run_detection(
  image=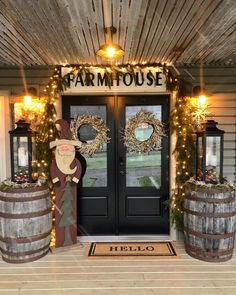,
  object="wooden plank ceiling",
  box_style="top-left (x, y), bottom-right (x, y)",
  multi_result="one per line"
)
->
top-left (0, 0), bottom-right (236, 66)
